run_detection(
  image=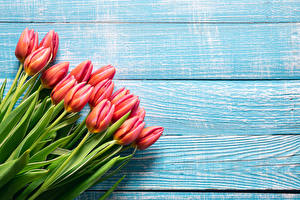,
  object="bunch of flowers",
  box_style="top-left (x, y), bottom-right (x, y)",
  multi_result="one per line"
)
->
top-left (0, 28), bottom-right (163, 200)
